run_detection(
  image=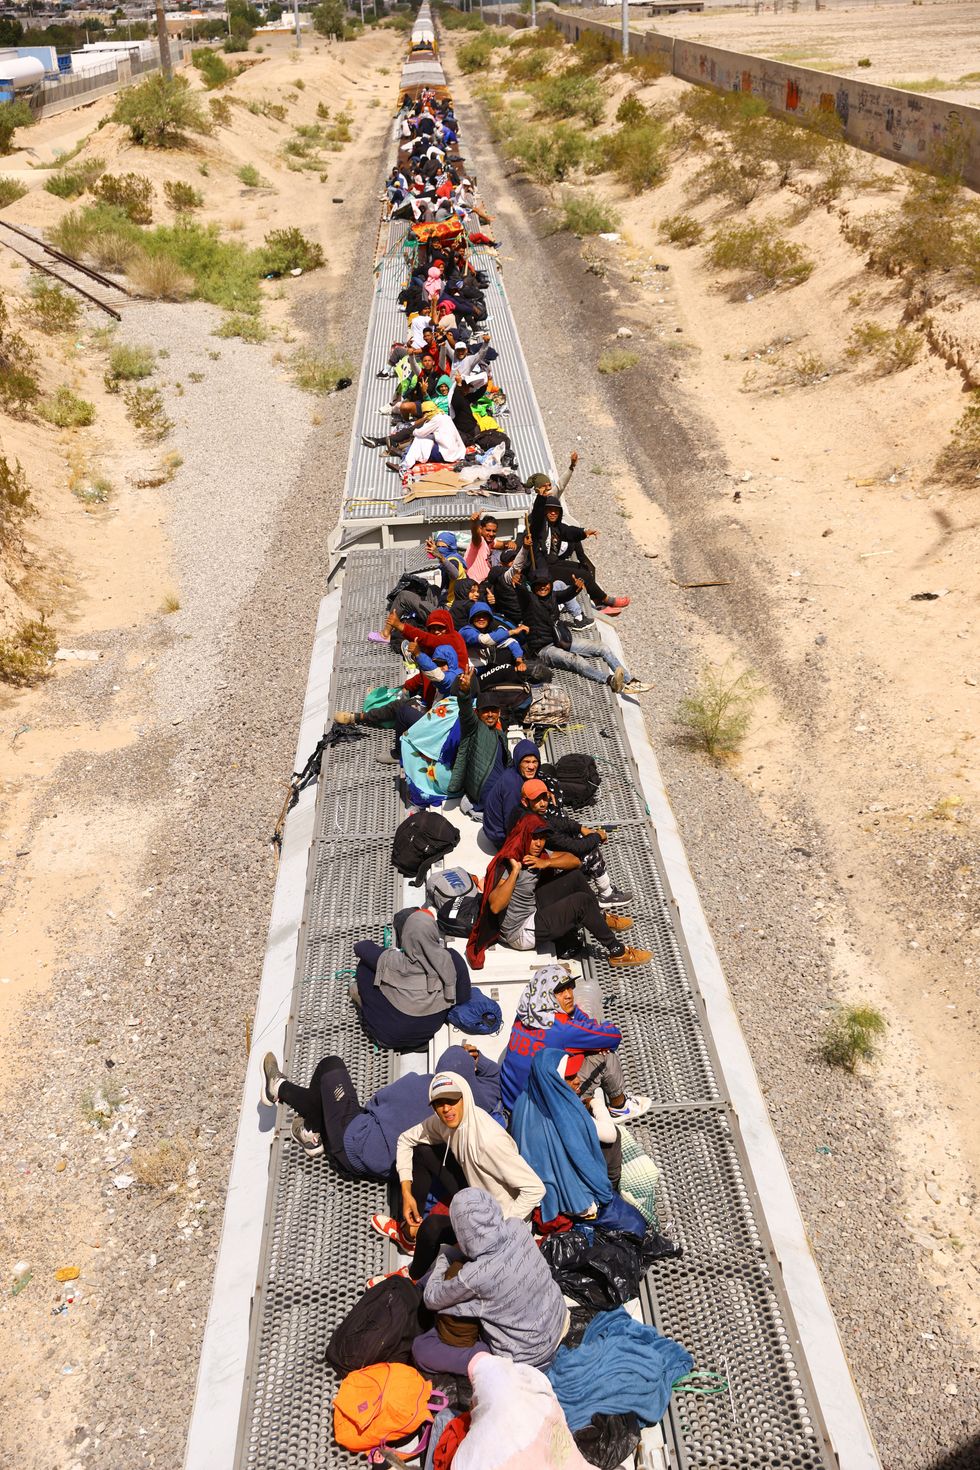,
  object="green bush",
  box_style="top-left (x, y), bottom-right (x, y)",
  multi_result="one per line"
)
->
top-left (25, 279), bottom-right (81, 334)
top-left (0, 176), bottom-right (27, 207)
top-left (846, 319), bottom-right (923, 373)
top-left (237, 162), bottom-right (267, 188)
top-left (43, 155), bottom-right (105, 200)
top-left (616, 93), bottom-right (646, 126)
top-left (209, 96), bottom-right (233, 128)
top-left (677, 664), bottom-right (762, 757)
top-left (658, 212), bottom-right (703, 246)
top-left (312, 0), bottom-right (345, 37)
top-left (934, 389), bottom-right (980, 483)
top-left (506, 120), bottom-right (597, 183)
top-left (214, 312), bottom-right (269, 342)
top-left (0, 99), bottom-right (34, 155)
top-left (291, 348), bottom-right (353, 392)
top-left (533, 72), bottom-right (605, 127)
top-left (113, 74), bottom-right (212, 148)
top-left (124, 384), bottom-right (172, 439)
top-left (104, 341), bottom-right (155, 390)
top-left (192, 46), bottom-right (233, 87)
top-left (164, 179), bottom-right (204, 213)
top-left (261, 226), bottom-right (324, 275)
top-left (0, 617), bottom-right (55, 686)
top-left (708, 222), bottom-right (814, 289)
top-left (572, 30), bottom-right (617, 67)
top-left (552, 190), bottom-right (620, 236)
top-left (821, 1005), bottom-right (885, 1072)
top-left (598, 347), bottom-right (639, 374)
top-left (602, 117), bottom-right (671, 194)
top-left (690, 153), bottom-right (766, 207)
top-left (38, 385), bottom-right (96, 428)
top-left (510, 25), bottom-right (564, 48)
top-left (0, 292), bottom-right (40, 414)
top-left (0, 450), bottom-right (32, 545)
top-left (94, 171), bottom-right (154, 223)
top-left (458, 33), bottom-right (497, 73)
top-left (504, 49), bottom-right (551, 83)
